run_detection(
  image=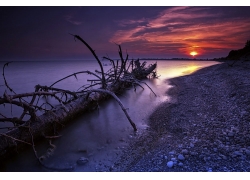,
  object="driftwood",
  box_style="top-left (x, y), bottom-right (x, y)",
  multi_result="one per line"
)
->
top-left (0, 34), bottom-right (157, 165)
